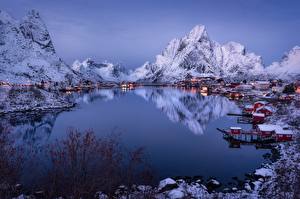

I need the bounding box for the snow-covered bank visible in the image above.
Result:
[0,86,74,115]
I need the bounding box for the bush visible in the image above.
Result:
[0,126,23,199]
[41,128,153,198]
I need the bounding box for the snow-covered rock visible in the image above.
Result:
[266,46,300,79]
[131,25,265,82]
[244,183,252,192]
[72,58,128,82]
[207,179,221,187]
[254,167,274,178]
[158,178,177,191]
[167,188,185,198]
[0,10,76,84]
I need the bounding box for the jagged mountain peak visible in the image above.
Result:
[72,58,128,82]
[0,9,76,84]
[0,10,16,24]
[25,9,41,19]
[132,24,264,82]
[184,24,208,43]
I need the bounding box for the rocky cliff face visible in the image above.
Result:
[130,25,265,82]
[72,58,129,82]
[266,46,300,79]
[0,10,76,84]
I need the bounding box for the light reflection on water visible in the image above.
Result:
[1,87,270,186]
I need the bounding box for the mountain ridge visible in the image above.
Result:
[1,10,299,84]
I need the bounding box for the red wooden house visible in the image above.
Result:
[252,113,265,124]
[253,101,269,110]
[230,127,241,135]
[257,124,293,142]
[256,106,274,116]
[244,105,254,113]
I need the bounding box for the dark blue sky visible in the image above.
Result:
[2,0,300,68]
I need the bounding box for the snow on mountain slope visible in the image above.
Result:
[135,87,240,135]
[131,25,264,82]
[220,42,264,79]
[72,58,129,82]
[0,10,76,84]
[266,46,300,79]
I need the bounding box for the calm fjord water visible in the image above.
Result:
[12,87,270,185]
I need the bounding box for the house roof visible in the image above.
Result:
[255,81,270,84]
[254,101,269,105]
[257,124,293,135]
[256,106,274,112]
[230,127,242,130]
[245,105,254,109]
[253,113,265,117]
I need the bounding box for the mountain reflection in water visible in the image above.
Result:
[74,87,241,135]
[134,88,240,135]
[0,87,270,188]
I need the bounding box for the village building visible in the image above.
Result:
[253,101,269,110]
[252,113,265,124]
[234,84,253,91]
[244,105,254,113]
[295,80,300,94]
[228,91,243,99]
[254,81,270,90]
[279,94,294,101]
[228,82,240,88]
[256,106,274,116]
[257,124,293,142]
[272,86,284,93]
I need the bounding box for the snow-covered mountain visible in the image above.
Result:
[266,46,300,79]
[130,25,265,82]
[0,10,76,84]
[1,8,299,84]
[135,88,240,135]
[72,58,129,82]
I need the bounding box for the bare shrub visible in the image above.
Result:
[40,128,153,199]
[0,126,23,199]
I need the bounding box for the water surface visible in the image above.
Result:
[3,87,270,186]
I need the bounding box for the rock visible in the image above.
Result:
[231,187,238,192]
[254,167,274,178]
[223,188,230,192]
[137,185,152,192]
[167,189,185,199]
[207,179,221,188]
[251,181,262,191]
[159,178,178,192]
[96,192,109,199]
[244,183,252,192]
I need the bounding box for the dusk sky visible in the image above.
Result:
[2,0,300,68]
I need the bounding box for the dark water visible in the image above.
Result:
[4,87,270,186]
